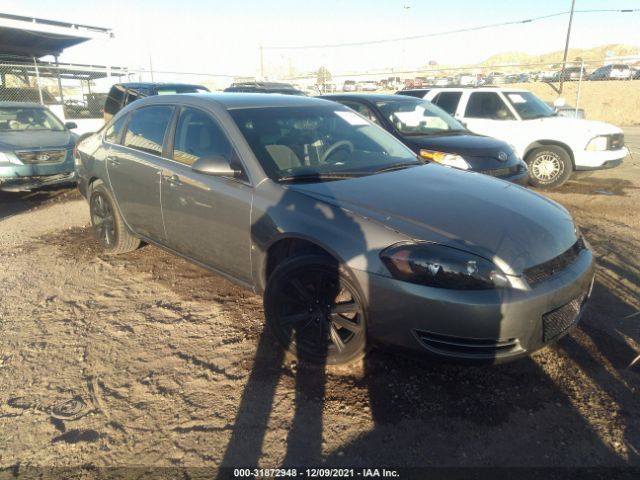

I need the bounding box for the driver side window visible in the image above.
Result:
[173,108,234,166]
[465,92,514,120]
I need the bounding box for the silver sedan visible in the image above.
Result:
[76,93,594,365]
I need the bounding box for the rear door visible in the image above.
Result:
[106,105,174,241]
[161,106,253,283]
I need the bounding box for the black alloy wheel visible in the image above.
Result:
[90,191,116,248]
[265,255,367,365]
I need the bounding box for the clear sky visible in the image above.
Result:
[3,0,639,78]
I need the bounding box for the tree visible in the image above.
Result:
[316,66,332,86]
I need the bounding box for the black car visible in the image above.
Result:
[223,81,305,95]
[322,94,528,184]
[103,82,209,122]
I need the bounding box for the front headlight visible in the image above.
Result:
[380,243,509,290]
[585,136,608,151]
[419,150,470,170]
[0,151,23,166]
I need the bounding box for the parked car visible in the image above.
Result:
[322,93,528,185]
[559,66,588,81]
[420,87,628,188]
[0,102,78,191]
[588,64,632,81]
[224,81,305,96]
[357,81,378,91]
[104,82,210,122]
[486,73,506,85]
[342,80,357,92]
[76,93,594,365]
[433,77,453,87]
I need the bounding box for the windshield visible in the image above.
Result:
[374,98,465,136]
[0,106,65,132]
[503,91,556,120]
[230,105,420,182]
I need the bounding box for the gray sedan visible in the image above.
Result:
[76,93,594,365]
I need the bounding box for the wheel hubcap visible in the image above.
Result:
[90,193,116,247]
[531,153,563,181]
[276,267,362,357]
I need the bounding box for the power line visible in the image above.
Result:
[263,8,639,50]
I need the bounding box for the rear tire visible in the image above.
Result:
[89,181,140,254]
[526,146,573,189]
[264,254,367,365]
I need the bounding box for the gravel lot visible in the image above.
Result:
[0,134,638,475]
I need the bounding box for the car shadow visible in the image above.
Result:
[0,186,77,221]
[211,175,626,472]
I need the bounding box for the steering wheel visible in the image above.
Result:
[321,140,354,163]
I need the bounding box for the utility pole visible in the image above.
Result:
[148,54,155,82]
[259,43,264,80]
[559,0,576,95]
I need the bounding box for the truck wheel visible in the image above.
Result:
[526,146,573,189]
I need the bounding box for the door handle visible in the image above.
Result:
[165,174,182,186]
[106,156,120,165]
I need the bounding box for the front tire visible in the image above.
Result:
[526,146,573,189]
[89,181,140,254]
[264,255,367,365]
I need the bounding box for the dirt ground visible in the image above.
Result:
[0,133,639,477]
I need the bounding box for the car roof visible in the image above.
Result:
[429,87,529,92]
[322,93,420,103]
[136,92,338,110]
[113,82,207,89]
[0,101,48,108]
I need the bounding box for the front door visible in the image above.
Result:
[160,107,253,283]
[459,91,520,143]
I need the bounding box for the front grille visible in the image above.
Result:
[16,149,67,164]
[523,238,585,287]
[607,134,624,151]
[415,330,522,358]
[480,164,521,178]
[542,292,587,342]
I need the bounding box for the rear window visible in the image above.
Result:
[104,85,126,116]
[123,106,174,156]
[430,92,462,115]
[396,90,429,98]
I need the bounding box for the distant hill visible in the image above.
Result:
[481,44,640,69]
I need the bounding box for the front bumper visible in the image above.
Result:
[501,168,529,186]
[574,147,628,170]
[353,247,595,364]
[0,166,77,192]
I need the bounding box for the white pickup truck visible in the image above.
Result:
[398,87,628,188]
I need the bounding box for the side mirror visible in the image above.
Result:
[496,109,509,120]
[192,155,240,177]
[65,121,78,130]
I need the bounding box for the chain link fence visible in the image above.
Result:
[1,55,638,128]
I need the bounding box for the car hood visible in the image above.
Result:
[533,116,622,136]
[401,132,514,159]
[0,130,75,150]
[289,165,577,275]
